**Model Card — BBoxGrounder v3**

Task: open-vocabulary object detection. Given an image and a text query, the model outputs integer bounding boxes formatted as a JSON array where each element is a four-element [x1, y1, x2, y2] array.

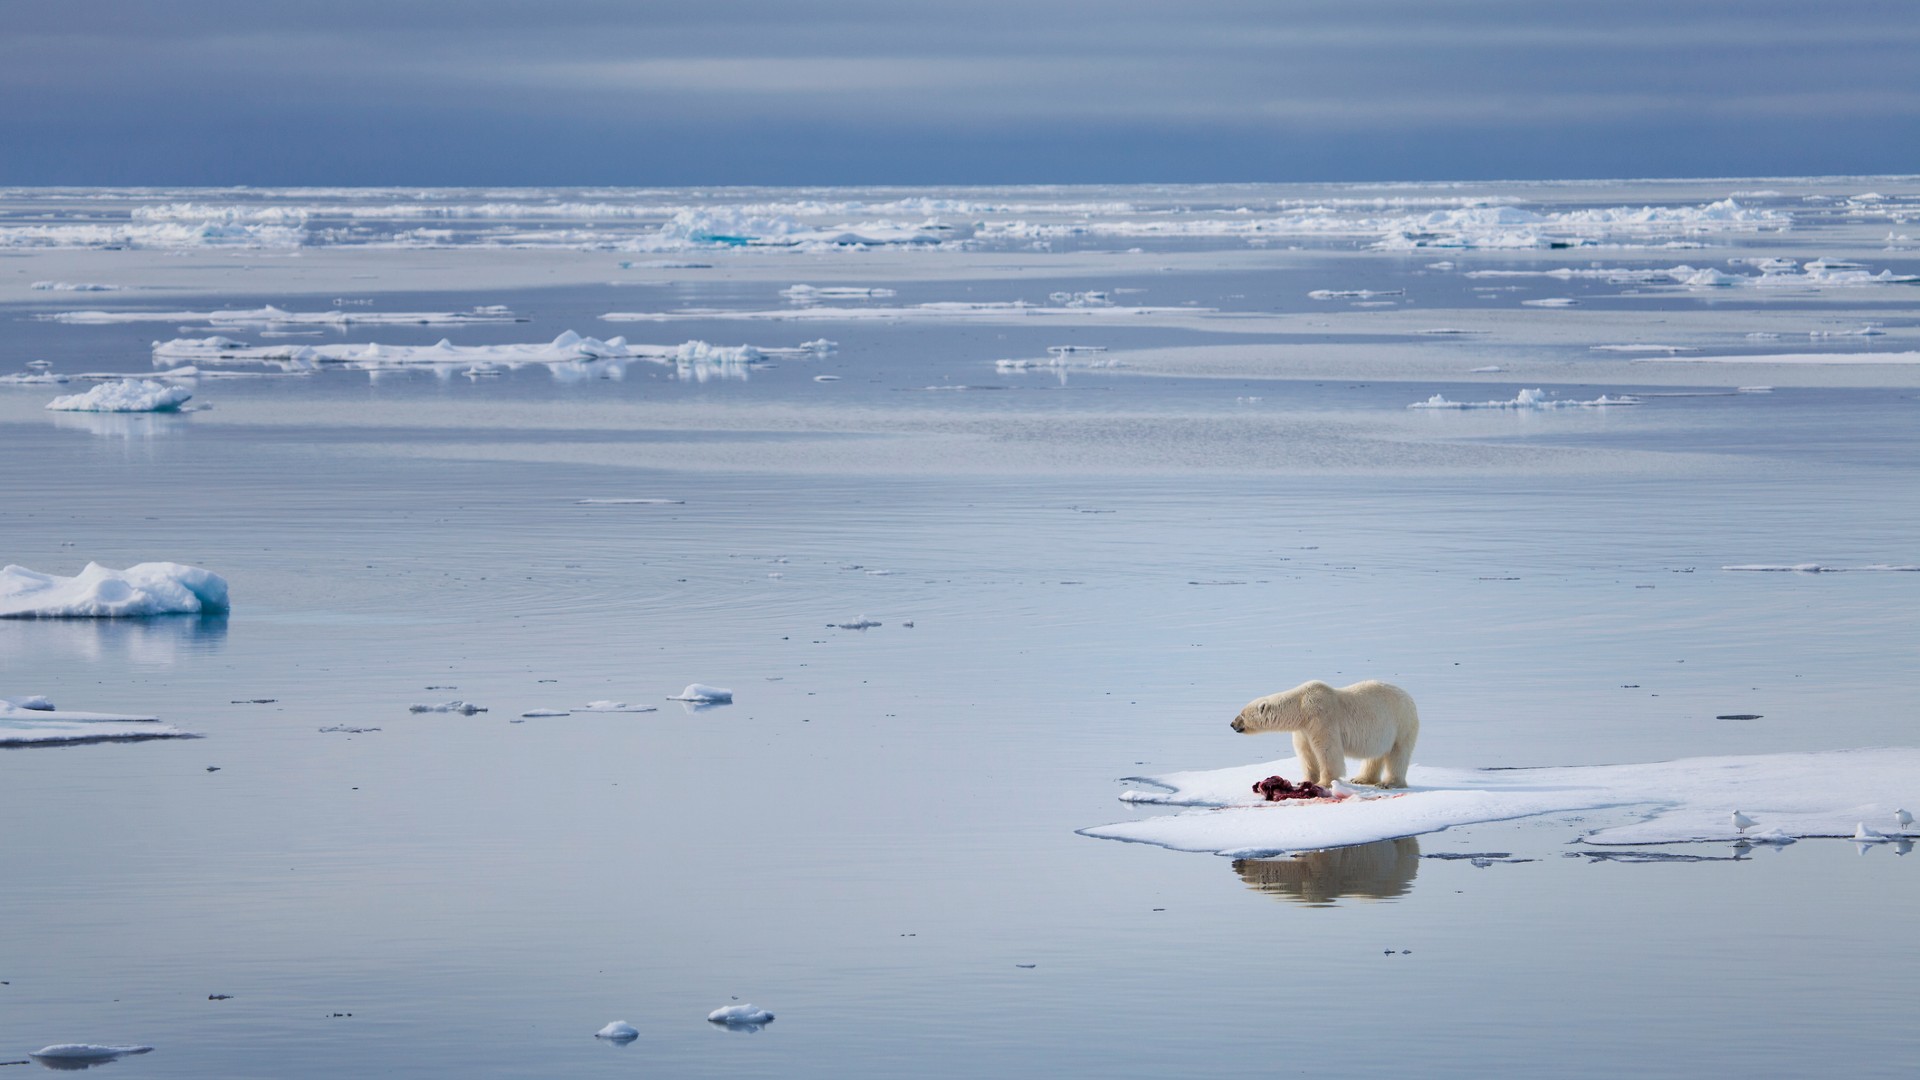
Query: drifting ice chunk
[[520, 709, 571, 718], [31, 281, 121, 291], [1082, 749, 1920, 856], [409, 701, 488, 715], [668, 684, 733, 703], [595, 1021, 639, 1041], [1409, 388, 1639, 410], [0, 562, 229, 618], [576, 701, 659, 713], [708, 1004, 774, 1026], [46, 380, 192, 413]]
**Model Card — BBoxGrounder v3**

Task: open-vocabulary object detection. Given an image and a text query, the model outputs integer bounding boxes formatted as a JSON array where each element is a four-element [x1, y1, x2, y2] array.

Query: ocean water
[[3, 179, 1918, 1078]]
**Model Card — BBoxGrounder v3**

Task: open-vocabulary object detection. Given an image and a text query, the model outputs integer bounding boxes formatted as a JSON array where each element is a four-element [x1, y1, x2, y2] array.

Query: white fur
[[1230, 680, 1420, 788]]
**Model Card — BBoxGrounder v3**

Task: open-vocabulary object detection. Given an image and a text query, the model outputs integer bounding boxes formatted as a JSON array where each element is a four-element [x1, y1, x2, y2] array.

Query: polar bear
[[1230, 680, 1419, 788]]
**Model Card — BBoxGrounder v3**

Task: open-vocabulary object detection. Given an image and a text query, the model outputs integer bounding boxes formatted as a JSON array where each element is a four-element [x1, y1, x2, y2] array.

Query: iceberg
[[46, 379, 192, 413], [0, 562, 229, 618], [1081, 749, 1920, 856], [30, 1044, 155, 1065], [1, 700, 195, 746]]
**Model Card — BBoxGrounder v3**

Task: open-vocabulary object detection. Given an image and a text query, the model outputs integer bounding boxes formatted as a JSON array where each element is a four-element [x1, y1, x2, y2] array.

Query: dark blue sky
[[4, 0, 1916, 185]]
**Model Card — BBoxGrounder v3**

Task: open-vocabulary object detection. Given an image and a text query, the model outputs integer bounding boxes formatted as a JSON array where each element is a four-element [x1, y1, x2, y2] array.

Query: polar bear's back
[[1325, 680, 1419, 755]]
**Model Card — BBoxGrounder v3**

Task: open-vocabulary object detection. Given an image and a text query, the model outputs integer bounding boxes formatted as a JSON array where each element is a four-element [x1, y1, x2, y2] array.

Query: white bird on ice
[[1730, 811, 1757, 832], [1895, 808, 1913, 829]]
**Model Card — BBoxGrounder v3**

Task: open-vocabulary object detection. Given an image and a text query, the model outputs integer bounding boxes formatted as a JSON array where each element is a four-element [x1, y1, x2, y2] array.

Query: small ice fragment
[[4, 695, 55, 711], [1521, 297, 1578, 307], [318, 725, 380, 734], [1469, 365, 1504, 373], [409, 701, 487, 715], [576, 498, 684, 505], [520, 709, 571, 718], [1854, 823, 1890, 842], [832, 618, 881, 630], [595, 1021, 639, 1041], [668, 684, 732, 703], [1746, 829, 1795, 845], [813, 375, 841, 382], [575, 701, 658, 713], [708, 1004, 774, 1026]]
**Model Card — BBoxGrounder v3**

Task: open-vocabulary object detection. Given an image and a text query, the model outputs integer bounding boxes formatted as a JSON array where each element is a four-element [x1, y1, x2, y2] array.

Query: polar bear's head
[[1231, 680, 1333, 734]]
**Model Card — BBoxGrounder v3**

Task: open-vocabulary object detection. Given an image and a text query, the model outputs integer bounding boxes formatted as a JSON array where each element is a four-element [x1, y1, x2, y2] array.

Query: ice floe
[[575, 701, 658, 713], [152, 331, 828, 377], [707, 1004, 774, 1027], [602, 301, 1212, 323], [781, 284, 897, 301], [1721, 564, 1919, 573], [0, 562, 230, 618], [668, 684, 732, 703], [30, 1044, 155, 1065], [45, 305, 521, 327], [46, 380, 192, 413], [31, 281, 121, 291], [1409, 388, 1639, 410], [595, 1021, 639, 1041], [1634, 351, 1920, 366], [409, 701, 488, 715], [1080, 749, 1920, 856], [1, 700, 194, 746]]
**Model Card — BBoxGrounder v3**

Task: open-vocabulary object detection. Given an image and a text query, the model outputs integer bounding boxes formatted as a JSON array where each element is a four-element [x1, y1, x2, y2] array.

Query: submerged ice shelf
[[1081, 750, 1920, 856]]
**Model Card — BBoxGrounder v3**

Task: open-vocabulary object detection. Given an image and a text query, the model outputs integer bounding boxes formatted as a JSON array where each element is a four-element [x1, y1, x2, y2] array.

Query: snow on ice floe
[[30, 1044, 156, 1064], [1080, 749, 1920, 856], [1409, 388, 1639, 410], [708, 1004, 774, 1027], [595, 1021, 639, 1042], [0, 562, 229, 618], [46, 380, 192, 413], [44, 305, 522, 327], [668, 684, 733, 703], [1, 700, 194, 746]]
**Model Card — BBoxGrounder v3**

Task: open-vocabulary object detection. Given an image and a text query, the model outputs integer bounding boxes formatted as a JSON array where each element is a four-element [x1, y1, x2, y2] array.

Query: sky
[[4, 0, 1918, 186]]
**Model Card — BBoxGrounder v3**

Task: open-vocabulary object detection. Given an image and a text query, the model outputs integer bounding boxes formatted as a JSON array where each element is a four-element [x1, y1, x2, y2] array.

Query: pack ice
[[0, 562, 230, 618], [1080, 750, 1920, 856]]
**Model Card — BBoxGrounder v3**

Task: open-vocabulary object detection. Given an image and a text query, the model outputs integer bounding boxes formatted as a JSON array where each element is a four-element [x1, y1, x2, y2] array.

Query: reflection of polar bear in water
[[1230, 680, 1419, 788], [1233, 837, 1422, 905]]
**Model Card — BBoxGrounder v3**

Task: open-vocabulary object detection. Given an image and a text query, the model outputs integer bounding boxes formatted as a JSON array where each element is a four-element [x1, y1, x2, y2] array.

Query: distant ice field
[[2, 178, 1917, 1080]]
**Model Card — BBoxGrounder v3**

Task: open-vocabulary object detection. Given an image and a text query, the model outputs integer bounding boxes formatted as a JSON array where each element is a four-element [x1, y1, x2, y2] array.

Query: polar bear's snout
[[1231, 714, 1245, 733]]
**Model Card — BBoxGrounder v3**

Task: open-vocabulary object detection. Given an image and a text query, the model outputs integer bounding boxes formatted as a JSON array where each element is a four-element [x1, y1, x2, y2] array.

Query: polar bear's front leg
[[1291, 732, 1321, 785], [1306, 734, 1346, 785]]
